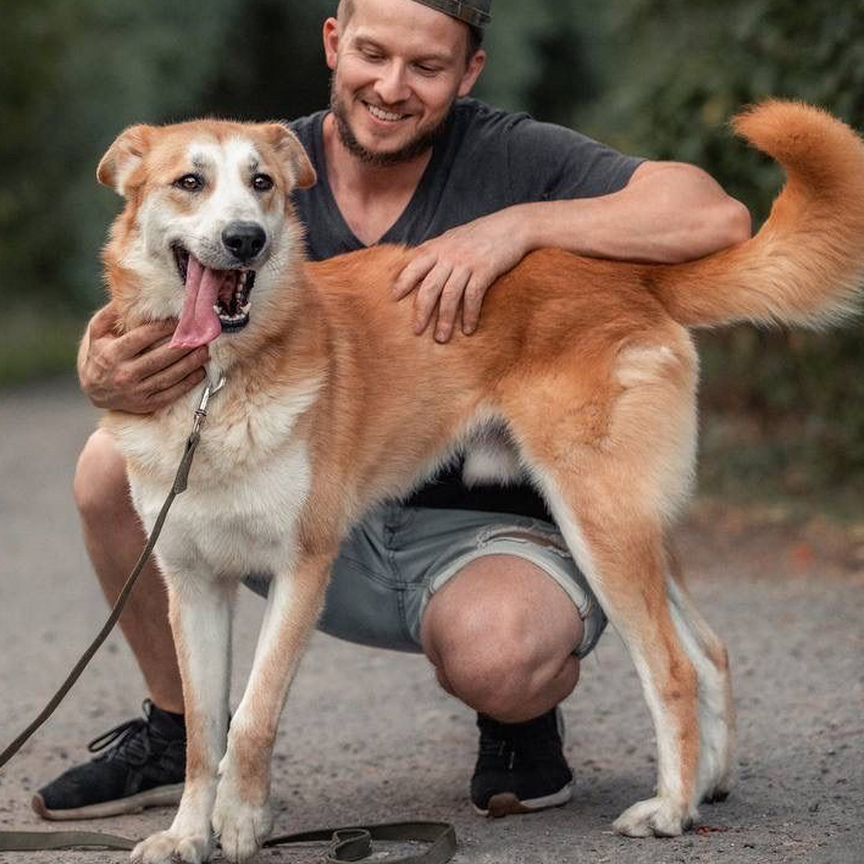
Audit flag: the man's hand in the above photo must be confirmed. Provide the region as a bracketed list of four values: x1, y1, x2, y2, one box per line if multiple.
[392, 210, 529, 343]
[79, 305, 209, 413]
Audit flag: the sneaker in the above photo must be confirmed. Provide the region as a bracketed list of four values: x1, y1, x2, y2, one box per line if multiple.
[470, 708, 573, 817]
[31, 700, 186, 820]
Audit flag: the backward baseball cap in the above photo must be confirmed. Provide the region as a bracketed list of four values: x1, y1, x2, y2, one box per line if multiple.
[411, 0, 492, 28]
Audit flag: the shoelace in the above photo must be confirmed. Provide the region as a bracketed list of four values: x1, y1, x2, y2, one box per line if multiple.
[476, 740, 518, 770]
[477, 728, 562, 763]
[87, 718, 152, 766]
[86, 701, 165, 767]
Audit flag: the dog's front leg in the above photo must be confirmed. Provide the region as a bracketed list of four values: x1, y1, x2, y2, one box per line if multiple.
[132, 576, 234, 864]
[213, 553, 332, 863]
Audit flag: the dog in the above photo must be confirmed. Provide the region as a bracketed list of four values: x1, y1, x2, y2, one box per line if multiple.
[94, 101, 864, 862]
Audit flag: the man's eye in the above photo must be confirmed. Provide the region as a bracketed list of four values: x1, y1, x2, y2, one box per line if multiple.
[173, 174, 204, 192]
[252, 173, 274, 192]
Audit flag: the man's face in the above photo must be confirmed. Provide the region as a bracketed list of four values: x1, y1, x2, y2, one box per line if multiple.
[323, 0, 485, 167]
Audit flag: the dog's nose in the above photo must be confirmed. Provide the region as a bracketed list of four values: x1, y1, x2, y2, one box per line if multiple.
[222, 222, 266, 263]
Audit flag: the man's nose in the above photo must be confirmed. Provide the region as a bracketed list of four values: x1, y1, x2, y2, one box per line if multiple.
[374, 62, 410, 105]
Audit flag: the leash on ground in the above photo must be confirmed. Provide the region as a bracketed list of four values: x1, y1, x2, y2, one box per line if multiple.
[0, 376, 457, 863]
[0, 821, 458, 863]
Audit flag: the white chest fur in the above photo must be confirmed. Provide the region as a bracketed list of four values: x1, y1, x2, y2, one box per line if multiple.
[109, 378, 320, 583]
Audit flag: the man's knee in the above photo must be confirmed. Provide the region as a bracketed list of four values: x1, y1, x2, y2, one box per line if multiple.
[73, 428, 129, 521]
[427, 600, 580, 721]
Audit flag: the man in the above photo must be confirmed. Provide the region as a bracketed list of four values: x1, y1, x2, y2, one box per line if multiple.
[34, 0, 750, 822]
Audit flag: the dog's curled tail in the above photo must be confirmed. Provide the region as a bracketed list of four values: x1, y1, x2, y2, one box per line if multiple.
[653, 100, 864, 330]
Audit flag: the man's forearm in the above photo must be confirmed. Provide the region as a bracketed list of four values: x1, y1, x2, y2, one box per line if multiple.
[511, 161, 752, 265]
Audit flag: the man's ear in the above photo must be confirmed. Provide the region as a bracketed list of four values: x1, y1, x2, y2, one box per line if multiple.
[457, 48, 487, 98]
[97, 125, 154, 196]
[323, 17, 339, 71]
[261, 124, 317, 190]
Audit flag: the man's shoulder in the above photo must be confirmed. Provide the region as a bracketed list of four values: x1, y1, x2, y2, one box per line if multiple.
[450, 99, 642, 199]
[450, 99, 588, 155]
[452, 98, 531, 134]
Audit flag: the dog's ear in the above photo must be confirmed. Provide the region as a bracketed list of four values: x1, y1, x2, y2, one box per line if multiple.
[260, 124, 317, 190]
[97, 125, 154, 196]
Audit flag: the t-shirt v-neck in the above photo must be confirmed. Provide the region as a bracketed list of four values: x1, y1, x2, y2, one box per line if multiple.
[300, 110, 451, 257]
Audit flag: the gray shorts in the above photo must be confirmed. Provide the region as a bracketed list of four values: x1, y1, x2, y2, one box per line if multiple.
[244, 505, 607, 658]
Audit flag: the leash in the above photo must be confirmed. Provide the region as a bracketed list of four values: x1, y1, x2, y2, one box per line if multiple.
[0, 821, 457, 863]
[0, 374, 457, 863]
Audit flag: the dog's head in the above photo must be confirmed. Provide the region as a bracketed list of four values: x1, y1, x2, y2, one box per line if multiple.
[98, 120, 315, 355]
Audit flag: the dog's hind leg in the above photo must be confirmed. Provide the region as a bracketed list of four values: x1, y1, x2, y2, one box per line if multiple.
[132, 575, 235, 864]
[506, 336, 704, 837]
[546, 497, 700, 837]
[665, 548, 737, 804]
[212, 551, 333, 864]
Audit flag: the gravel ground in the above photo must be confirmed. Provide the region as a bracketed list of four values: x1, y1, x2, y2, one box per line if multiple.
[0, 377, 862, 863]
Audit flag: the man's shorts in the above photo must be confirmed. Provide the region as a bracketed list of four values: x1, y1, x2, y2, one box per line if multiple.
[243, 505, 607, 658]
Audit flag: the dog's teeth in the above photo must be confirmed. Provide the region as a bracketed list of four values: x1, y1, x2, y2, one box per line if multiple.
[241, 303, 251, 315]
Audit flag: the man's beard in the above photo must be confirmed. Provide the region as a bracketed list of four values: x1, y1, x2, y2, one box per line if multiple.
[330, 88, 450, 168]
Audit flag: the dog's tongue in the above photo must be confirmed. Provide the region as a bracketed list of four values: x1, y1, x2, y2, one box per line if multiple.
[170, 256, 224, 349]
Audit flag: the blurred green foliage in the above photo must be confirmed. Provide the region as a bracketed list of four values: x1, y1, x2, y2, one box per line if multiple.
[0, 0, 333, 314]
[569, 0, 864, 495]
[578, 0, 864, 214]
[1, 0, 862, 493]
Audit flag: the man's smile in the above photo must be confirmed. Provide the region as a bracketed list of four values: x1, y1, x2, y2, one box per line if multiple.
[362, 100, 412, 123]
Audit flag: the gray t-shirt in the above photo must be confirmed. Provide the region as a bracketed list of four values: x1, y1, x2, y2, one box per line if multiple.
[289, 98, 643, 520]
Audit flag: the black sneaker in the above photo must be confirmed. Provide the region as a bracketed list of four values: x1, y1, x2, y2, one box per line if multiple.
[471, 708, 573, 817]
[31, 700, 186, 820]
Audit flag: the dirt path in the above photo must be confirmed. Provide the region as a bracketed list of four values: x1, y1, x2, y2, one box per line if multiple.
[1, 377, 861, 863]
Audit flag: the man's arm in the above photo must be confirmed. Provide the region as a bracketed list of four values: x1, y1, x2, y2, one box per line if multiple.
[79, 305, 209, 413]
[393, 160, 752, 343]
[521, 161, 752, 263]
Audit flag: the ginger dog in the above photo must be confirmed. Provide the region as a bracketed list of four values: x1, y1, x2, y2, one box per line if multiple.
[94, 101, 864, 862]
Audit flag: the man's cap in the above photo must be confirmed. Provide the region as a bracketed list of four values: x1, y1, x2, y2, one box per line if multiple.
[411, 0, 492, 28]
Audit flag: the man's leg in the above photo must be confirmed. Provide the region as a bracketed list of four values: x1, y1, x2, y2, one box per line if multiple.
[421, 554, 583, 722]
[32, 430, 186, 820]
[317, 505, 605, 817]
[421, 554, 586, 816]
[75, 429, 184, 712]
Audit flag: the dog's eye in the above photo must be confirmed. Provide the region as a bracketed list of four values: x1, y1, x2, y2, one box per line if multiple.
[174, 174, 204, 192]
[252, 173, 274, 192]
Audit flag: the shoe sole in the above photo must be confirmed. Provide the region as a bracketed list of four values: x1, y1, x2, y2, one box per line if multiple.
[31, 783, 185, 821]
[473, 783, 573, 818]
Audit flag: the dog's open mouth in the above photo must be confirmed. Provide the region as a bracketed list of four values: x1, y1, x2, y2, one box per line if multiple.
[170, 245, 257, 349]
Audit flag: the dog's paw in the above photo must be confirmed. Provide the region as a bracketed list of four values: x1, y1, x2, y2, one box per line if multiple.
[212, 790, 273, 863]
[697, 720, 737, 805]
[699, 753, 737, 805]
[613, 796, 694, 838]
[702, 772, 735, 804]
[130, 829, 213, 864]
[702, 787, 731, 804]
